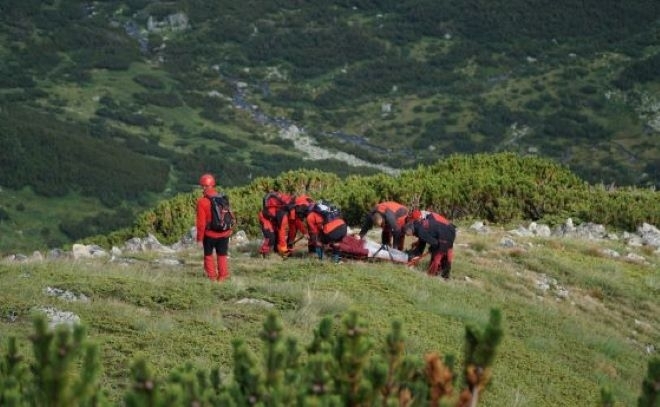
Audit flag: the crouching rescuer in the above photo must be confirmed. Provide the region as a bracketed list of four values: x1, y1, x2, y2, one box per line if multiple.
[196, 173, 234, 281]
[295, 198, 347, 263]
[258, 187, 294, 257]
[358, 201, 409, 251]
[404, 211, 456, 279]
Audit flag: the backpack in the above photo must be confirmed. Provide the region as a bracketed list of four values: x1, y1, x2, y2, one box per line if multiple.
[207, 194, 236, 232]
[438, 222, 456, 245]
[426, 214, 456, 245]
[262, 191, 291, 219]
[313, 200, 341, 222]
[262, 191, 290, 209]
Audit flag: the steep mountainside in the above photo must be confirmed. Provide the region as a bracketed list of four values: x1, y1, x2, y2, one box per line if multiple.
[0, 0, 658, 252]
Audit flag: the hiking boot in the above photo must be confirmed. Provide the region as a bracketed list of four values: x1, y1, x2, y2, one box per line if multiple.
[440, 268, 450, 280]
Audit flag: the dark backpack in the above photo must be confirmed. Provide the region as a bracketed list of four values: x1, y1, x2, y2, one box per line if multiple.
[313, 200, 341, 222]
[428, 218, 456, 247]
[207, 194, 235, 232]
[438, 222, 456, 245]
[261, 191, 291, 219]
[262, 191, 292, 209]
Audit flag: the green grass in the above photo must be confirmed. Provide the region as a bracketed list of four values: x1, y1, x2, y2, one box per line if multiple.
[0, 187, 111, 253]
[1, 228, 657, 405]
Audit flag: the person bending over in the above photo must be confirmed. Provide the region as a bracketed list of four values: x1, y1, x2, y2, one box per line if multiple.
[404, 212, 456, 279]
[358, 201, 409, 250]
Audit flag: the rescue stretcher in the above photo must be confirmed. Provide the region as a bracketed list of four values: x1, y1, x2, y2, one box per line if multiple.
[334, 235, 408, 263]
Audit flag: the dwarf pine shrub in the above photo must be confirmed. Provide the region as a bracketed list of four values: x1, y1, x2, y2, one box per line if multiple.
[3, 309, 656, 406]
[2, 309, 504, 406]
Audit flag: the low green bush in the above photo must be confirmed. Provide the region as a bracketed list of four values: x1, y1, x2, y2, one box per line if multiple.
[1, 310, 503, 406]
[99, 153, 658, 247]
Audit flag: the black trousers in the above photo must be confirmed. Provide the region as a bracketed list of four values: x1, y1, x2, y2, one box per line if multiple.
[203, 236, 229, 256]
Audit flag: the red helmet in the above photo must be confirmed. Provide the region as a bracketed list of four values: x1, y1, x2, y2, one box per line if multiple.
[199, 173, 216, 187]
[410, 209, 422, 221]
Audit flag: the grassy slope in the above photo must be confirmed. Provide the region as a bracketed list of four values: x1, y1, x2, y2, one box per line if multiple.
[1, 227, 657, 406]
[0, 187, 106, 253]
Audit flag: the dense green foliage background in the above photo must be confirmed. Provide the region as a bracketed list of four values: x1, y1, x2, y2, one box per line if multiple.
[0, 0, 658, 253]
[91, 153, 659, 248]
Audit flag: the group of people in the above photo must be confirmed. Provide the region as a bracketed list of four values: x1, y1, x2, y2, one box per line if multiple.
[195, 173, 457, 282]
[356, 200, 456, 279]
[258, 189, 348, 263]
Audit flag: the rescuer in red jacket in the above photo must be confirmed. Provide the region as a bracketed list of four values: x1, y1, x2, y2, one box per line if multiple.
[277, 194, 313, 256]
[195, 173, 232, 281]
[358, 201, 409, 250]
[404, 211, 456, 279]
[258, 189, 293, 257]
[294, 198, 348, 263]
[262, 192, 310, 257]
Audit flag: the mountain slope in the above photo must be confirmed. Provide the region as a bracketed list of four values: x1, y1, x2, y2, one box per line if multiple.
[1, 223, 658, 405]
[0, 0, 658, 253]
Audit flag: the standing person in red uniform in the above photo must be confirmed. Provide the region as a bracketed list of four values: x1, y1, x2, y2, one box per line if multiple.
[358, 201, 409, 250]
[404, 211, 456, 279]
[294, 198, 347, 262]
[196, 173, 232, 281]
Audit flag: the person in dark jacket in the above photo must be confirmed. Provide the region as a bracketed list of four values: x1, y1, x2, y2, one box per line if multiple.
[404, 211, 456, 279]
[358, 201, 409, 250]
[196, 173, 232, 281]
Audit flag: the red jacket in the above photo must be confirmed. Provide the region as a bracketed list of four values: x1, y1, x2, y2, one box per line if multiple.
[196, 188, 232, 241]
[277, 207, 307, 248]
[262, 191, 292, 220]
[359, 201, 409, 237]
[305, 211, 346, 246]
[427, 212, 451, 225]
[305, 210, 325, 237]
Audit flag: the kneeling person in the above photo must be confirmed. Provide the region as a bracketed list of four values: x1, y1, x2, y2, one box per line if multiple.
[296, 200, 348, 263]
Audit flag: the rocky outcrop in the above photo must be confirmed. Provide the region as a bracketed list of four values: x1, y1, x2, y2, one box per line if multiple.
[5, 219, 658, 264]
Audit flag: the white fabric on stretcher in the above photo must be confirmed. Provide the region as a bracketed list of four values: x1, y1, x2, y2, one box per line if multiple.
[363, 239, 408, 263]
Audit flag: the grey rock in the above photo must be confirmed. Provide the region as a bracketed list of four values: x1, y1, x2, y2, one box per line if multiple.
[44, 287, 89, 302]
[601, 248, 621, 258]
[35, 307, 81, 330]
[236, 298, 275, 308]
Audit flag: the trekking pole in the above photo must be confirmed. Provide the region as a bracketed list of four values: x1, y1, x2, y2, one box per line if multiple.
[285, 235, 311, 256]
[290, 234, 306, 246]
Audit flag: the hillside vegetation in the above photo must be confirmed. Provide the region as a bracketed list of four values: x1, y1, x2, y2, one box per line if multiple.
[89, 153, 659, 250]
[1, 222, 658, 405]
[0, 1, 658, 253]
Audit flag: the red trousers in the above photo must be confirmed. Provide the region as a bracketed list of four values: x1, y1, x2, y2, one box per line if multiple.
[204, 255, 229, 281]
[203, 236, 229, 281]
[427, 249, 454, 278]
